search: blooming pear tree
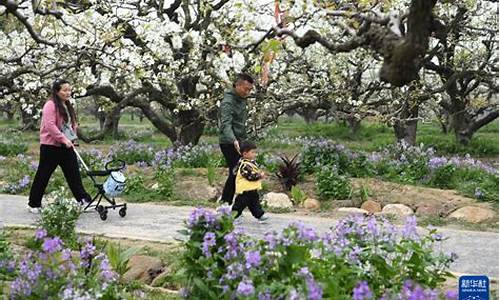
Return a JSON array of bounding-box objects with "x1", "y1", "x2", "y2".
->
[{"x1": 422, "y1": 0, "x2": 499, "y2": 145}]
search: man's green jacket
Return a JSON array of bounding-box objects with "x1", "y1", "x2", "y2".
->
[{"x1": 218, "y1": 89, "x2": 247, "y2": 144}]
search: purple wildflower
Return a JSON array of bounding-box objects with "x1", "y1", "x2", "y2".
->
[
  {"x1": 245, "y1": 250, "x2": 261, "y2": 269},
  {"x1": 42, "y1": 237, "x2": 63, "y2": 254},
  {"x1": 474, "y1": 187, "x2": 484, "y2": 199},
  {"x1": 97, "y1": 254, "x2": 116, "y2": 281},
  {"x1": 237, "y1": 280, "x2": 255, "y2": 297},
  {"x1": 202, "y1": 232, "x2": 216, "y2": 257},
  {"x1": 444, "y1": 290, "x2": 458, "y2": 300},
  {"x1": 216, "y1": 205, "x2": 232, "y2": 217},
  {"x1": 34, "y1": 228, "x2": 47, "y2": 240},
  {"x1": 264, "y1": 231, "x2": 278, "y2": 249},
  {"x1": 187, "y1": 208, "x2": 217, "y2": 228},
  {"x1": 258, "y1": 290, "x2": 272, "y2": 300},
  {"x1": 288, "y1": 289, "x2": 301, "y2": 300},
  {"x1": 352, "y1": 281, "x2": 372, "y2": 300},
  {"x1": 306, "y1": 277, "x2": 323, "y2": 300},
  {"x1": 223, "y1": 232, "x2": 240, "y2": 259},
  {"x1": 402, "y1": 215, "x2": 419, "y2": 240}
]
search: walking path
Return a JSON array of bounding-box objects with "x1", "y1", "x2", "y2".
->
[{"x1": 0, "y1": 194, "x2": 498, "y2": 277}]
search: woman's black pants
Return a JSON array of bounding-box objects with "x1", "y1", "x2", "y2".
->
[{"x1": 28, "y1": 144, "x2": 91, "y2": 208}]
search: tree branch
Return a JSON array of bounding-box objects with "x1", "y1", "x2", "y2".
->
[{"x1": 0, "y1": 0, "x2": 56, "y2": 46}]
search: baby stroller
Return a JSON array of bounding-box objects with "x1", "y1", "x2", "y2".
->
[{"x1": 73, "y1": 148, "x2": 127, "y2": 221}]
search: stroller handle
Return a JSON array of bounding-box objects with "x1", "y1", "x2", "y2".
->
[
  {"x1": 105, "y1": 160, "x2": 126, "y2": 172},
  {"x1": 73, "y1": 147, "x2": 90, "y2": 172}
]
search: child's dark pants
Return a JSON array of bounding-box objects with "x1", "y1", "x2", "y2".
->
[{"x1": 232, "y1": 190, "x2": 264, "y2": 219}]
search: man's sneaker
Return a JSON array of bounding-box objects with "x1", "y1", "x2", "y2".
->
[
  {"x1": 27, "y1": 205, "x2": 41, "y2": 214},
  {"x1": 257, "y1": 215, "x2": 269, "y2": 224}
]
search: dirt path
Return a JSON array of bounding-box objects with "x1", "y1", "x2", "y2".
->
[{"x1": 1, "y1": 194, "x2": 498, "y2": 278}]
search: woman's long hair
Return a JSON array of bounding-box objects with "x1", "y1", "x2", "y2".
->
[{"x1": 51, "y1": 79, "x2": 77, "y2": 124}]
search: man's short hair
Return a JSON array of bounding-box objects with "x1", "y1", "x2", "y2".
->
[
  {"x1": 239, "y1": 140, "x2": 257, "y2": 154},
  {"x1": 235, "y1": 73, "x2": 254, "y2": 85}
]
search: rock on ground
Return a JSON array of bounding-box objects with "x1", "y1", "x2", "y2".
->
[
  {"x1": 303, "y1": 198, "x2": 321, "y2": 210},
  {"x1": 337, "y1": 207, "x2": 369, "y2": 215},
  {"x1": 381, "y1": 204, "x2": 414, "y2": 218},
  {"x1": 263, "y1": 192, "x2": 293, "y2": 209},
  {"x1": 123, "y1": 255, "x2": 163, "y2": 284},
  {"x1": 361, "y1": 200, "x2": 382, "y2": 213},
  {"x1": 447, "y1": 206, "x2": 497, "y2": 223},
  {"x1": 174, "y1": 180, "x2": 218, "y2": 201}
]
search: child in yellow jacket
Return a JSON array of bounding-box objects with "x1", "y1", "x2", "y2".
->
[{"x1": 232, "y1": 141, "x2": 268, "y2": 223}]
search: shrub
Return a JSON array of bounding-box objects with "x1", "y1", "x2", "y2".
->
[
  {"x1": 275, "y1": 154, "x2": 301, "y2": 191},
  {"x1": 106, "y1": 243, "x2": 142, "y2": 280},
  {"x1": 347, "y1": 154, "x2": 375, "y2": 178},
  {"x1": 38, "y1": 196, "x2": 82, "y2": 249},
  {"x1": 380, "y1": 142, "x2": 430, "y2": 183},
  {"x1": 0, "y1": 154, "x2": 36, "y2": 194},
  {"x1": 124, "y1": 174, "x2": 146, "y2": 195},
  {"x1": 79, "y1": 148, "x2": 106, "y2": 170},
  {"x1": 257, "y1": 152, "x2": 279, "y2": 173},
  {"x1": 172, "y1": 143, "x2": 223, "y2": 168},
  {"x1": 206, "y1": 158, "x2": 218, "y2": 186},
  {"x1": 154, "y1": 168, "x2": 175, "y2": 199},
  {"x1": 290, "y1": 185, "x2": 307, "y2": 206},
  {"x1": 10, "y1": 236, "x2": 119, "y2": 299},
  {"x1": 108, "y1": 140, "x2": 155, "y2": 165},
  {"x1": 456, "y1": 169, "x2": 499, "y2": 202},
  {"x1": 0, "y1": 230, "x2": 15, "y2": 281},
  {"x1": 180, "y1": 208, "x2": 456, "y2": 300},
  {"x1": 427, "y1": 163, "x2": 457, "y2": 189},
  {"x1": 302, "y1": 140, "x2": 350, "y2": 174},
  {"x1": 0, "y1": 142, "x2": 27, "y2": 156},
  {"x1": 154, "y1": 143, "x2": 224, "y2": 169},
  {"x1": 316, "y1": 167, "x2": 352, "y2": 200}
]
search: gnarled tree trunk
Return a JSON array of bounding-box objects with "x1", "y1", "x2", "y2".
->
[{"x1": 393, "y1": 102, "x2": 419, "y2": 146}]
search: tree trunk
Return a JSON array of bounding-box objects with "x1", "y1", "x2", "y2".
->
[
  {"x1": 109, "y1": 109, "x2": 121, "y2": 139},
  {"x1": 450, "y1": 107, "x2": 498, "y2": 146},
  {"x1": 20, "y1": 109, "x2": 37, "y2": 131},
  {"x1": 346, "y1": 115, "x2": 361, "y2": 135},
  {"x1": 394, "y1": 120, "x2": 418, "y2": 146},
  {"x1": 177, "y1": 110, "x2": 205, "y2": 145},
  {"x1": 393, "y1": 103, "x2": 419, "y2": 146},
  {"x1": 78, "y1": 106, "x2": 123, "y2": 142},
  {"x1": 97, "y1": 111, "x2": 106, "y2": 131},
  {"x1": 302, "y1": 107, "x2": 318, "y2": 123}
]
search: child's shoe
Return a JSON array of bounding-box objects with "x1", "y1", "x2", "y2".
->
[{"x1": 257, "y1": 215, "x2": 269, "y2": 224}]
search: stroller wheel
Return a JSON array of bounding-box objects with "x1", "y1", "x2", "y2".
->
[
  {"x1": 97, "y1": 205, "x2": 105, "y2": 213},
  {"x1": 99, "y1": 210, "x2": 108, "y2": 221},
  {"x1": 119, "y1": 207, "x2": 127, "y2": 217}
]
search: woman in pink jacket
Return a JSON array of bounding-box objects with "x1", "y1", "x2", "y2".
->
[{"x1": 27, "y1": 79, "x2": 91, "y2": 213}]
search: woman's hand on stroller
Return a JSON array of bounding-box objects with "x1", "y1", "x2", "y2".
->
[{"x1": 64, "y1": 139, "x2": 73, "y2": 148}]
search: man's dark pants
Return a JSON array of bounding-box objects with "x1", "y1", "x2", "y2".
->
[{"x1": 220, "y1": 143, "x2": 240, "y2": 205}]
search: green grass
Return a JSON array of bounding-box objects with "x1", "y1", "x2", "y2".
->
[
  {"x1": 263, "y1": 118, "x2": 498, "y2": 156},
  {"x1": 2, "y1": 113, "x2": 497, "y2": 156}
]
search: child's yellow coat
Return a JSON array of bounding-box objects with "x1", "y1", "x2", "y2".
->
[{"x1": 235, "y1": 160, "x2": 262, "y2": 194}]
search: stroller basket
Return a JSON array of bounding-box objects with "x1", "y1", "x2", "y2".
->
[{"x1": 74, "y1": 148, "x2": 127, "y2": 221}]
